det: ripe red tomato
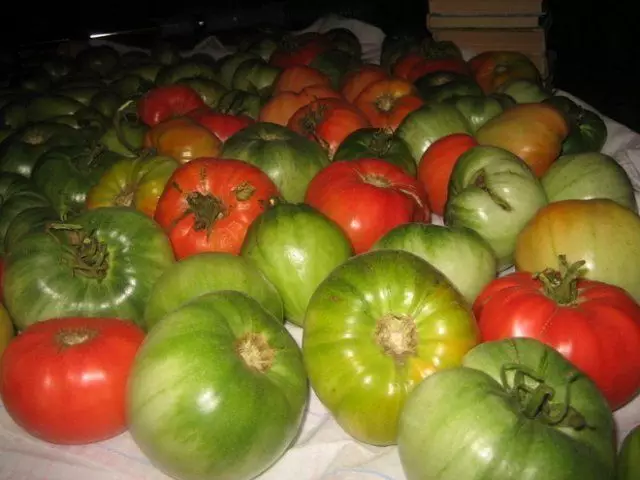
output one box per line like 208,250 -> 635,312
473,256 -> 640,410
137,84 -> 205,127
418,133 -> 478,217
186,107 -> 254,142
288,97 -> 370,159
154,157 -> 280,259
305,158 -> 430,254
0,317 -> 145,444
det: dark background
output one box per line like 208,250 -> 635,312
2,0 -> 637,131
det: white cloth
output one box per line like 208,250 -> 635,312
2,15 -> 639,480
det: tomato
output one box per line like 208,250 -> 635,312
271,65 -> 333,94
186,106 -> 254,143
398,338 -> 616,480
340,63 -> 389,103
474,255 -> 640,410
143,116 -> 222,164
0,302 -> 13,356
396,103 -> 473,163
85,154 -> 179,218
269,33 -> 331,69
220,122 -> 329,203
217,89 -> 263,120
218,52 -> 262,89
143,252 -> 283,330
468,51 -> 542,94
288,97 -> 370,159
392,52 -> 427,80
154,157 -> 280,259
353,78 -> 423,131
258,85 -> 341,126
445,146 -> 548,271
303,249 -> 479,445
418,133 -> 478,217
0,317 -> 145,444
240,201 -> 352,326
618,425 -> 640,480
444,94 -> 507,132
373,223 -> 497,305
305,158 -> 430,254
137,84 -> 205,127
229,58 -> 282,97
476,103 -> 570,177
406,57 -> 470,82
3,207 -> 175,330
541,152 -> 636,212
333,127 -> 417,177
178,77 -> 227,109
127,291 -> 308,480
515,199 -> 640,303
31,145 -> 121,219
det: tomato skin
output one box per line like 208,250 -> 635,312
186,107 -> 254,143
0,256 -> 4,301
305,158 -> 430,254
468,51 -> 541,94
340,63 -> 389,103
271,65 -> 333,94
406,57 -> 470,82
0,317 -> 145,445
137,84 -> 205,127
269,34 -> 330,69
418,133 -> 478,217
473,268 -> 640,410
154,157 -> 280,259
259,85 -> 341,126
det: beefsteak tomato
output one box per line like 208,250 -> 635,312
0,317 -> 145,444
398,337 -> 616,480
186,106 -> 254,143
258,85 -> 341,126
304,158 -> 430,254
468,51 -> 542,94
271,65 -> 333,94
287,97 -> 370,159
137,84 -> 205,127
417,133 -> 478,217
3,207 -> 175,330
474,255 -> 640,410
154,157 -> 280,259
127,291 -> 308,480
353,78 -> 424,131
340,63 -> 389,103
303,249 -> 479,445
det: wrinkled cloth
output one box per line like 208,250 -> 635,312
2,15 -> 639,480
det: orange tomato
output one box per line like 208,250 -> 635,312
258,85 -> 341,126
144,116 -> 222,164
340,64 -> 389,103
476,103 -> 569,177
468,51 -> 541,94
272,65 -> 333,94
353,78 -> 424,131
392,52 -> 426,80
418,133 -> 478,216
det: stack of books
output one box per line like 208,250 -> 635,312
427,0 -> 550,77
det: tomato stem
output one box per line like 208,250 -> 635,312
185,192 -> 227,234
535,255 -> 587,305
369,128 -> 394,156
48,223 -> 110,279
374,313 -> 418,360
235,332 -> 276,373
55,327 -> 98,349
473,170 -> 512,211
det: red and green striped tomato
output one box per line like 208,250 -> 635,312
127,290 -> 308,480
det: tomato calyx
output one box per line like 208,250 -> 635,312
375,94 -> 396,113
375,313 -> 418,360
55,327 -> 99,349
48,223 -> 110,279
232,181 -> 257,201
184,191 -> 227,233
500,362 -> 592,430
368,128 -> 394,156
235,332 -> 276,373
535,255 -> 587,306
473,170 -> 512,211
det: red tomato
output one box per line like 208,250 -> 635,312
473,256 -> 640,410
186,107 -> 254,142
305,158 -> 430,254
0,317 -> 145,445
154,157 -> 280,259
418,133 -> 478,217
406,57 -> 470,82
137,84 -> 205,127
288,97 -> 370,159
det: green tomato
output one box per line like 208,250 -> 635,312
398,337 -> 616,480
127,290 -> 308,480
178,77 -> 227,109
241,202 -> 353,326
217,90 -> 263,120
372,223 -> 497,304
445,94 -> 506,133
618,425 -> 640,480
155,60 -> 218,86
26,94 -> 86,123
221,122 -> 329,203
144,252 -> 283,330
303,249 -> 479,446
0,302 -> 15,357
495,78 -> 551,104
445,145 -> 548,271
541,152 -> 636,212
231,59 -> 282,97
3,207 -> 174,330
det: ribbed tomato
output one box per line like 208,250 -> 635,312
154,157 -> 280,259
137,84 -> 205,127
186,107 -> 254,143
473,256 -> 640,410
353,78 -> 424,131
304,157 -> 430,254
